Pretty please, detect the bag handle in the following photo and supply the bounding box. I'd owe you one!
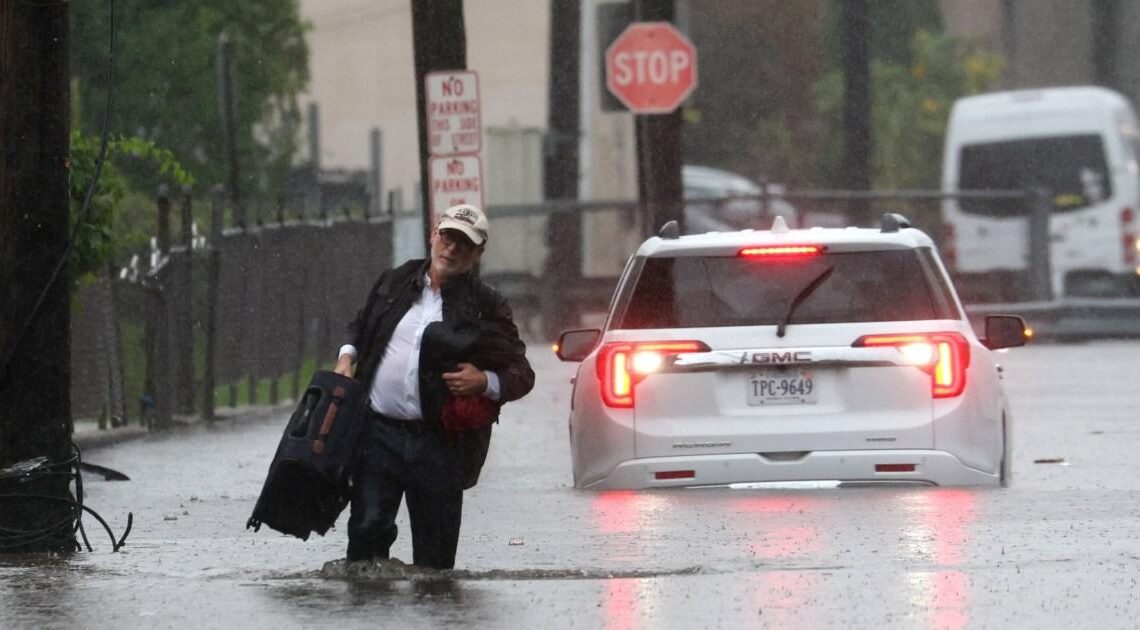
[311,386,347,455]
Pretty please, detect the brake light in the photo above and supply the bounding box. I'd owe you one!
[853,332,971,398]
[738,245,822,258]
[596,340,709,408]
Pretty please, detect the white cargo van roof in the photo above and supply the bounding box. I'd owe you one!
[949,87,1132,142]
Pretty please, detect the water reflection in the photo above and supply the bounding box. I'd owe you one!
[0,555,82,628]
[751,571,821,627]
[264,575,482,627]
[898,488,977,629]
[603,578,638,630]
[592,490,670,534]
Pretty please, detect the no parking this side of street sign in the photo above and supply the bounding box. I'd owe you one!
[426,70,484,220]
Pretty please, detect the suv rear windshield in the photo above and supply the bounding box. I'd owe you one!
[614,249,956,329]
[958,134,1111,215]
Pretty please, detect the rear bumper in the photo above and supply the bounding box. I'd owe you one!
[577,450,999,490]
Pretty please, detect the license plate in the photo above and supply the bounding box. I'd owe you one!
[747,369,817,405]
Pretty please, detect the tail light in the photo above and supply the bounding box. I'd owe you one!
[942,222,957,270]
[596,340,709,408]
[1122,208,1136,265]
[853,332,971,398]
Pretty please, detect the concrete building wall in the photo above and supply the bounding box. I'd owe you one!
[941,1,1140,109]
[1112,1,1140,107]
[298,0,550,209]
[939,0,1003,52]
[1001,0,1095,89]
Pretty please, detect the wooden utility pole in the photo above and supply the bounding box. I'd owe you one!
[841,0,872,226]
[632,0,685,237]
[541,0,582,339]
[0,0,77,552]
[411,0,467,247]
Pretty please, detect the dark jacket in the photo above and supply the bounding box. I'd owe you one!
[346,259,534,488]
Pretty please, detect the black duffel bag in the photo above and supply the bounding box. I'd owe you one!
[247,370,366,540]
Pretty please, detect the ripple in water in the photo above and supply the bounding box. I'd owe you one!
[313,558,703,582]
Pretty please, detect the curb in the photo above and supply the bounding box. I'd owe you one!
[73,403,294,453]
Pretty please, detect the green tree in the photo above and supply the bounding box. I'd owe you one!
[70,1,309,195]
[69,132,195,286]
[683,0,829,189]
[814,30,1003,190]
[824,0,944,67]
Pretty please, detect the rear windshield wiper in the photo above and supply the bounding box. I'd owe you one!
[777,266,834,338]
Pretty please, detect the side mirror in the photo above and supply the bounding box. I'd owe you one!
[984,315,1030,350]
[555,329,602,362]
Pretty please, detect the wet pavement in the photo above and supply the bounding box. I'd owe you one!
[4,341,1140,628]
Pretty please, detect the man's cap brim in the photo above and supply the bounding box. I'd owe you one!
[437,218,487,246]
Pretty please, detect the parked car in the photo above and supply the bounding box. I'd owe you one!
[555,214,1029,490]
[683,165,796,232]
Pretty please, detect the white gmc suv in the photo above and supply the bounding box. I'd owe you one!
[555,214,1029,490]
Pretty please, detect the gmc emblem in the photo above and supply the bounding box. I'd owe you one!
[745,350,812,364]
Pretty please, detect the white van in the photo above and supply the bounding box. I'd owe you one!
[941,86,1140,299]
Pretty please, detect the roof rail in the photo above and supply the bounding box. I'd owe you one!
[880,213,911,233]
[658,220,680,239]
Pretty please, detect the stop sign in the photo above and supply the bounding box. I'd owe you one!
[605,22,698,114]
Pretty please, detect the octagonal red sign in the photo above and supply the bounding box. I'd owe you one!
[605,22,698,114]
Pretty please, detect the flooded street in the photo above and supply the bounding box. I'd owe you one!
[4,341,1140,629]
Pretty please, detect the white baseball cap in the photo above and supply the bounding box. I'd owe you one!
[437,203,489,246]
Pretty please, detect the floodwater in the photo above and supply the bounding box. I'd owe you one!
[4,342,1140,629]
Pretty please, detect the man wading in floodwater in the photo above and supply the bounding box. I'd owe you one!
[334,204,534,569]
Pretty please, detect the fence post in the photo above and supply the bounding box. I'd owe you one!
[369,127,383,219]
[292,290,305,403]
[308,102,322,219]
[150,188,174,430]
[105,263,129,426]
[202,185,224,420]
[157,185,171,256]
[1028,188,1054,301]
[174,186,196,414]
[246,225,263,406]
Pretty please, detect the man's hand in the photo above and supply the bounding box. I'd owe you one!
[442,362,487,396]
[334,354,354,378]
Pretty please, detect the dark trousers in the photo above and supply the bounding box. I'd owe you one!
[346,411,464,569]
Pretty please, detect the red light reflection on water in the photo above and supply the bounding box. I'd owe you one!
[592,490,639,533]
[734,494,825,560]
[925,488,974,565]
[733,494,823,514]
[735,494,827,625]
[751,572,821,627]
[930,570,969,629]
[907,488,978,629]
[602,579,637,630]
